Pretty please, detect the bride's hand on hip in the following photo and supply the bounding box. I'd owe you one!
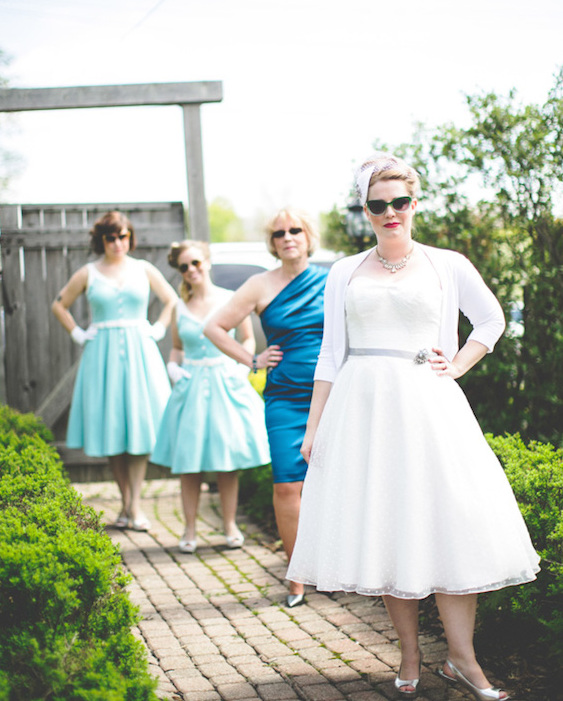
[430,347,462,379]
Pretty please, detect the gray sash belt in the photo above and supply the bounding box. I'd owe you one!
[348,348,431,364]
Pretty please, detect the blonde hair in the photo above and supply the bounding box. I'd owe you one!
[356,153,420,202]
[265,208,319,258]
[168,239,210,302]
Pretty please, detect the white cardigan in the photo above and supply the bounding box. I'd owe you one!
[314,242,506,383]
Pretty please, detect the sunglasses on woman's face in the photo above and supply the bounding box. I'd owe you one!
[366,196,412,216]
[178,259,203,273]
[271,227,303,239]
[104,231,131,243]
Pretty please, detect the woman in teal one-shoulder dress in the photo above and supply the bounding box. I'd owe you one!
[204,209,328,608]
[151,240,270,554]
[52,211,177,532]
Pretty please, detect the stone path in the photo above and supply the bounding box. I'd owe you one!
[75,479,507,701]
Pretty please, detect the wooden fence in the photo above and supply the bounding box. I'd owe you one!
[0,202,185,479]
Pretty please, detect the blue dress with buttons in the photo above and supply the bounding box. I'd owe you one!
[66,258,171,457]
[151,293,271,474]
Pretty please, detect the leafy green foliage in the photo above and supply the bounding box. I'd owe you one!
[320,206,374,256]
[238,374,277,534]
[416,69,563,446]
[0,404,53,442]
[321,67,563,446]
[239,425,563,670]
[480,434,563,670]
[208,197,246,242]
[238,464,277,536]
[0,406,159,701]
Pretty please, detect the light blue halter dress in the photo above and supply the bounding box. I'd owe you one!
[151,293,271,474]
[66,258,171,458]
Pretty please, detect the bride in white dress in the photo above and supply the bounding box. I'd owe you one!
[286,154,539,700]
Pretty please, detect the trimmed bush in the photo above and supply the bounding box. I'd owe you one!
[480,433,563,667]
[239,372,277,536]
[0,405,159,701]
[238,464,277,536]
[239,429,563,670]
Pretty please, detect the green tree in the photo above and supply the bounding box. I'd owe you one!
[320,206,369,255]
[208,197,246,242]
[427,66,563,445]
[322,66,563,444]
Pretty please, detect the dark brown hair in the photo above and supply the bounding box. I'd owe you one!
[89,211,136,254]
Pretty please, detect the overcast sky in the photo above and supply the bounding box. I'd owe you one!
[0,0,562,231]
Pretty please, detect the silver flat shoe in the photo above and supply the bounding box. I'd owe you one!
[439,660,510,700]
[129,516,151,531]
[114,513,129,529]
[225,529,244,549]
[179,538,197,553]
[286,593,305,608]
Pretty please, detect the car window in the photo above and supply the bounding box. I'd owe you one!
[211,264,267,291]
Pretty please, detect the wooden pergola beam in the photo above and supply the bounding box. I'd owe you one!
[0,81,223,242]
[0,81,223,111]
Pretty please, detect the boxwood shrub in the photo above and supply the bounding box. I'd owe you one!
[240,427,563,669]
[479,433,563,668]
[0,405,159,701]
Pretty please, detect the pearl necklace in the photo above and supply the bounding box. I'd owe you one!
[375,245,414,273]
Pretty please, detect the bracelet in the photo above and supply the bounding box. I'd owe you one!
[252,355,258,373]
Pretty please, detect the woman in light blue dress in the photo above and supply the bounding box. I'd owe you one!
[151,240,270,554]
[52,211,177,531]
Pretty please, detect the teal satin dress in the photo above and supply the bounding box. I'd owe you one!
[260,265,328,483]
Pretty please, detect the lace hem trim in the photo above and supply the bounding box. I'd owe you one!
[287,571,540,600]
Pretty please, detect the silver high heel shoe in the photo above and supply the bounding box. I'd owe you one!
[394,653,422,697]
[439,660,510,700]
[394,671,420,697]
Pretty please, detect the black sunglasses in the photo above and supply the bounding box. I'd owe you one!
[179,259,203,273]
[271,227,303,239]
[104,232,130,243]
[366,196,412,216]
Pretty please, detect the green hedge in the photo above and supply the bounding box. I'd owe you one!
[239,370,278,535]
[239,431,563,668]
[480,434,563,666]
[0,405,159,701]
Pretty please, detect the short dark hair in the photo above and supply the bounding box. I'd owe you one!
[89,211,136,254]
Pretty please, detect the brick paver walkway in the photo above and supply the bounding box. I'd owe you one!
[75,479,503,701]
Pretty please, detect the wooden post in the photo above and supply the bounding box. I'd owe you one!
[0,82,223,245]
[182,103,209,242]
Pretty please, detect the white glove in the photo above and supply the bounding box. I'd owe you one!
[167,361,191,384]
[148,321,166,341]
[235,362,251,378]
[70,325,98,346]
